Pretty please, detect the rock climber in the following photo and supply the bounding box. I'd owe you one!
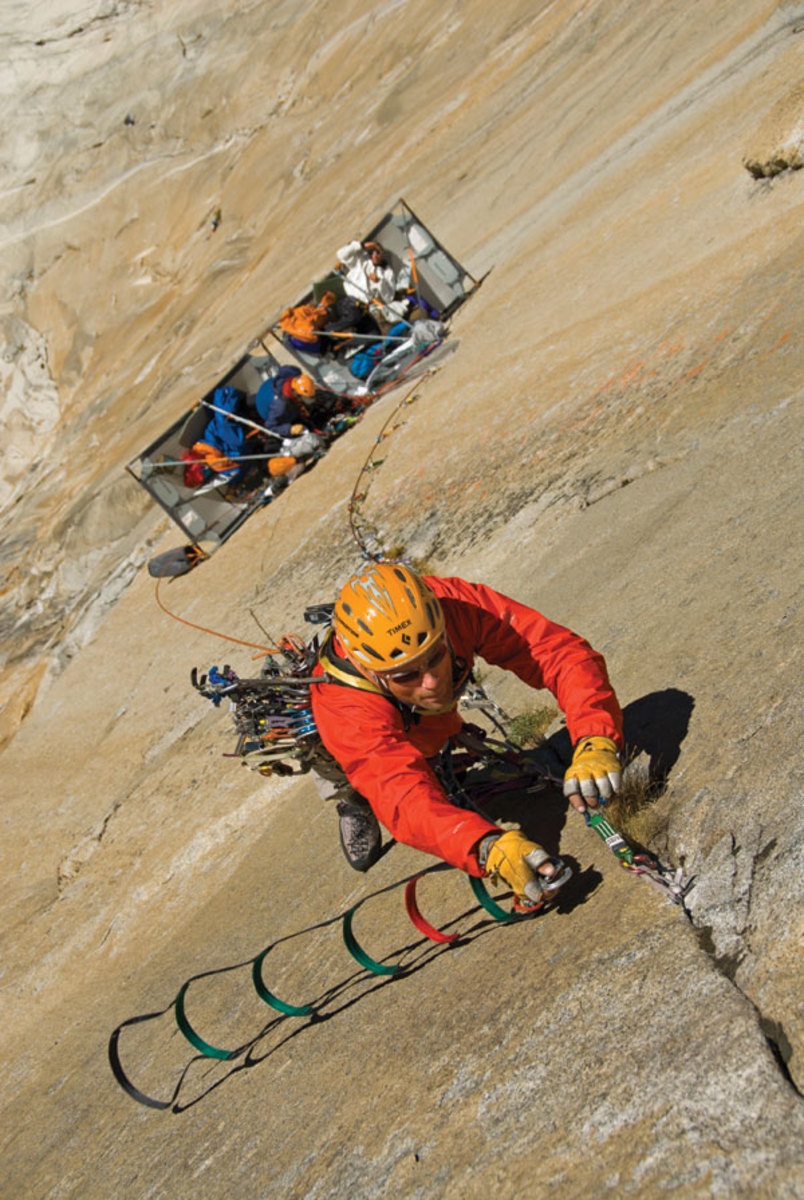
[253,366,318,439]
[335,237,417,333]
[309,563,623,910]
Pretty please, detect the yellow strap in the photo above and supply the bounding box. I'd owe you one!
[318,630,472,713]
[318,631,385,696]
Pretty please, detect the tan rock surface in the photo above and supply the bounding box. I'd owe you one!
[1,1,802,1196]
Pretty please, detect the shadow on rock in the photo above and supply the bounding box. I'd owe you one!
[621,687,695,795]
[476,780,570,856]
[550,862,604,916]
[544,686,695,801]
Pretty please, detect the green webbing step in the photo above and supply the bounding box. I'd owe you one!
[251,948,313,1016]
[468,874,518,922]
[342,904,402,975]
[174,981,239,1060]
[126,867,530,1101]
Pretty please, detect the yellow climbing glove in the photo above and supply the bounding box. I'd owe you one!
[480,830,559,909]
[563,735,621,808]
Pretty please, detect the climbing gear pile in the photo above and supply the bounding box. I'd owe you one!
[191,631,321,778]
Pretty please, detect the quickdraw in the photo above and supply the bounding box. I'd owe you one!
[583,809,690,903]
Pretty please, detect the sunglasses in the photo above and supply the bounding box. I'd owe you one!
[381,636,449,685]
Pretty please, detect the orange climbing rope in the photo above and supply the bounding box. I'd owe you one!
[154,574,278,655]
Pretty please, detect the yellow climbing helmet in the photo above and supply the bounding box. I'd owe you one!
[334,563,445,671]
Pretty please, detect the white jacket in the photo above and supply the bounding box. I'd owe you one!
[337,240,397,307]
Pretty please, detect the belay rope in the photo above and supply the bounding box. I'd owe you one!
[347,373,430,560]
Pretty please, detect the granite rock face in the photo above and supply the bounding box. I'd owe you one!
[1,1,802,1196]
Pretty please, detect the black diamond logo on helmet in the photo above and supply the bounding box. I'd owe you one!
[401,633,411,645]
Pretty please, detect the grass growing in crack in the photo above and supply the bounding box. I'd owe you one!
[506,707,558,749]
[605,760,666,848]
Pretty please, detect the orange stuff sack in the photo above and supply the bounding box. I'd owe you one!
[192,440,238,475]
[268,455,297,477]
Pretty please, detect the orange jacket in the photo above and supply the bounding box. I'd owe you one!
[311,576,623,874]
[278,296,335,345]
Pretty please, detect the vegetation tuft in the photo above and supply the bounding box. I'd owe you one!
[605,757,667,847]
[506,706,558,749]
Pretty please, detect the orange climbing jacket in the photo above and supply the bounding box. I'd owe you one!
[278,292,338,346]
